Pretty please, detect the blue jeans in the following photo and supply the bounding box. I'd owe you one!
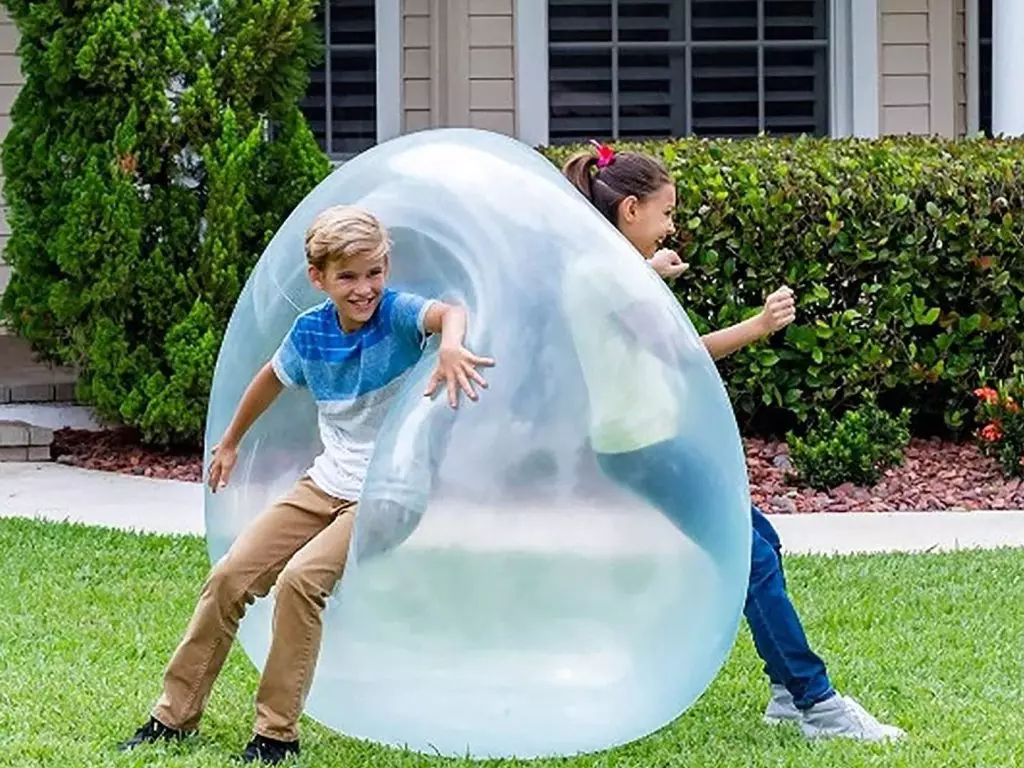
[596,439,835,710]
[746,505,834,709]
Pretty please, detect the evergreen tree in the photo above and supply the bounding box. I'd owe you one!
[1,0,331,445]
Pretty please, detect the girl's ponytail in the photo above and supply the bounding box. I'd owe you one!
[562,152,600,202]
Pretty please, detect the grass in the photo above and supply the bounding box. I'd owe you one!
[1,518,1023,767]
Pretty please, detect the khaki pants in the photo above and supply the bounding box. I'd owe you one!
[152,476,355,741]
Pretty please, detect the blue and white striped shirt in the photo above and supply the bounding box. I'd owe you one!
[271,289,435,500]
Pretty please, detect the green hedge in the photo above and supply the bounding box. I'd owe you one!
[542,137,1024,436]
[0,0,330,446]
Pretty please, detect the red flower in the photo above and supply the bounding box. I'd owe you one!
[980,421,1003,442]
[974,387,999,405]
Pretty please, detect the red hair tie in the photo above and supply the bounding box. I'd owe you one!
[589,139,616,168]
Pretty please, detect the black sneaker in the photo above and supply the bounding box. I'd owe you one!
[240,734,300,764]
[117,716,193,751]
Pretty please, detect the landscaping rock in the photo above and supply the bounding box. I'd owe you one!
[47,429,1024,513]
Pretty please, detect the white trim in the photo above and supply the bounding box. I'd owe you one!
[830,0,853,136]
[849,0,880,137]
[515,0,549,147]
[991,0,1024,136]
[966,0,981,134]
[375,0,402,143]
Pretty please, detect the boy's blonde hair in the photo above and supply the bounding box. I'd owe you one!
[304,205,390,271]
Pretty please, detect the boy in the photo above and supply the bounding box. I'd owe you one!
[117,205,494,764]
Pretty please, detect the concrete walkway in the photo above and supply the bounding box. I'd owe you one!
[3,462,1024,555]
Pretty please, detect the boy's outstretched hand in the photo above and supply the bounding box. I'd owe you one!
[424,344,495,408]
[207,442,239,493]
[758,286,796,334]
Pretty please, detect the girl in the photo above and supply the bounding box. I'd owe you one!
[561,142,905,743]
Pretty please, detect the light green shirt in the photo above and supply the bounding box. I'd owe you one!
[562,256,681,454]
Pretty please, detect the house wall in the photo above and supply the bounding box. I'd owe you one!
[879,0,964,137]
[468,0,515,134]
[955,0,967,135]
[402,0,515,134]
[880,0,933,134]
[0,7,19,311]
[403,0,432,131]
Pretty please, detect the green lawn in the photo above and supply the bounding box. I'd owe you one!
[1,517,1022,767]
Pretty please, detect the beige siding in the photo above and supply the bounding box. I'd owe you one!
[880,0,961,137]
[881,0,932,135]
[0,6,19,320]
[403,0,515,134]
[468,0,514,135]
[954,0,967,135]
[403,0,432,131]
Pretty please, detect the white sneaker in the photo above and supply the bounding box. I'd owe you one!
[800,693,906,743]
[763,684,801,726]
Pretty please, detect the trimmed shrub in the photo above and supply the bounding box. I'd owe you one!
[0,0,331,445]
[786,398,912,490]
[541,136,1024,438]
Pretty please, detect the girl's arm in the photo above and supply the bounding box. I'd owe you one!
[701,286,795,361]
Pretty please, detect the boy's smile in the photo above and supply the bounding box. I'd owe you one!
[308,250,389,333]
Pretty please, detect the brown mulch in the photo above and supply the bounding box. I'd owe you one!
[748,437,1024,513]
[52,428,202,483]
[50,429,1024,512]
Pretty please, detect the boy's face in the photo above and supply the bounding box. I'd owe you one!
[309,249,389,332]
[618,182,677,258]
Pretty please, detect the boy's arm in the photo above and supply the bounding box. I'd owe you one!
[208,362,285,492]
[218,362,285,447]
[701,286,796,361]
[422,302,495,408]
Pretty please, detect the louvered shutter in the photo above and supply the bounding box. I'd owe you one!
[300,0,377,158]
[979,0,992,136]
[762,1,830,136]
[549,0,615,142]
[548,0,829,144]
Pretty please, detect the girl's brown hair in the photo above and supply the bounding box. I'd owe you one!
[562,143,672,226]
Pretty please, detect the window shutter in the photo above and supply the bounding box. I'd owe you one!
[548,0,829,144]
[762,1,830,136]
[549,0,614,142]
[979,0,993,136]
[300,0,378,158]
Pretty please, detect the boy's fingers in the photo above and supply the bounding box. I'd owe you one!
[467,367,489,388]
[457,370,477,401]
[470,354,496,368]
[448,378,458,408]
[423,371,440,396]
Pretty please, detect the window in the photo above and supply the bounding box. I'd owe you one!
[300,0,378,158]
[979,0,992,135]
[547,0,831,144]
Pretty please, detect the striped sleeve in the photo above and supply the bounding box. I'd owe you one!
[271,318,308,389]
[389,291,436,347]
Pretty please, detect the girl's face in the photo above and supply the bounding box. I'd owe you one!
[616,182,677,258]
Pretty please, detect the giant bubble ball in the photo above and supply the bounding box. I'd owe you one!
[203,128,752,760]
